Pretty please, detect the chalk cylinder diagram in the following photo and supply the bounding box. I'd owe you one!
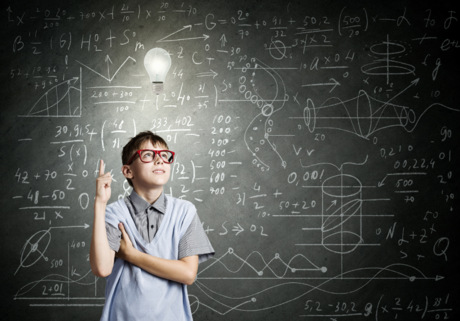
[321,174,364,254]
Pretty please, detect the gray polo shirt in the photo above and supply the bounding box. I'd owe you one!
[105,190,214,263]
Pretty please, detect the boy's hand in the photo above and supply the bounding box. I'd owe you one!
[115,223,135,261]
[95,159,112,204]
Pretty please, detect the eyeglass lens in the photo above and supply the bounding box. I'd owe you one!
[140,150,174,163]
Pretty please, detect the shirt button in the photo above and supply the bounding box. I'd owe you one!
[151,225,154,229]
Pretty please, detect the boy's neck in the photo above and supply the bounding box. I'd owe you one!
[133,187,163,205]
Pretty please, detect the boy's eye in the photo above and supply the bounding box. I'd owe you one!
[142,151,153,158]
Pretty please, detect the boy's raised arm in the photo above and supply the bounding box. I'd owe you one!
[89,159,116,278]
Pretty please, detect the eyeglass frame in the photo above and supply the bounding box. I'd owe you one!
[126,149,176,165]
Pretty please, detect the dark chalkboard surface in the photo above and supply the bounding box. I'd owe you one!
[1,0,459,320]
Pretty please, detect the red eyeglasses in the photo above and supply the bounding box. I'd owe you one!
[126,149,175,165]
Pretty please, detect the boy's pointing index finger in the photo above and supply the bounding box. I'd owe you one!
[99,159,105,176]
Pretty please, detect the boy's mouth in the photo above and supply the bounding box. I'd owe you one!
[153,169,165,174]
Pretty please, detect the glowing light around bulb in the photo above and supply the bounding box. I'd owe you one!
[144,48,171,94]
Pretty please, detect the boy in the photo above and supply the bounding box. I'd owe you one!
[90,131,214,320]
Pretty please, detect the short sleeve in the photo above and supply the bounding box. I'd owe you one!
[178,213,215,263]
[106,222,121,252]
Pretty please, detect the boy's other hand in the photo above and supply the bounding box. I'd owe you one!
[115,223,135,261]
[95,159,112,204]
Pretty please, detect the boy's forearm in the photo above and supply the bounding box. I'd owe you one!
[89,202,115,277]
[126,250,198,285]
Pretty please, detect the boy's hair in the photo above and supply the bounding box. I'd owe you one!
[122,131,169,187]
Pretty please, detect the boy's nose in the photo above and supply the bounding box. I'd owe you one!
[154,153,164,164]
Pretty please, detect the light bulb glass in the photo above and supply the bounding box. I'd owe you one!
[144,48,171,83]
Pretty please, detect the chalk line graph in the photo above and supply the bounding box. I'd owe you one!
[193,262,443,314]
[14,269,97,299]
[18,68,82,118]
[76,56,136,82]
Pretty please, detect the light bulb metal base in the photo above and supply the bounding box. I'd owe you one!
[152,82,164,95]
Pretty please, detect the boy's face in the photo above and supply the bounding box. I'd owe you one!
[123,141,171,192]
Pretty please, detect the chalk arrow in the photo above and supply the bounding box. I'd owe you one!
[219,33,227,47]
[435,275,444,281]
[51,224,90,229]
[7,7,14,22]
[378,175,387,187]
[105,55,113,80]
[196,70,218,79]
[157,25,209,42]
[302,78,341,93]
[232,223,244,235]
[326,200,337,211]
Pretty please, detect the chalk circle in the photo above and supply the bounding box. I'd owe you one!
[282,161,287,168]
[303,98,316,133]
[322,174,362,198]
[188,295,200,314]
[399,108,410,127]
[370,41,405,56]
[255,147,259,152]
[251,95,258,103]
[258,271,263,276]
[262,104,274,117]
[275,253,279,259]
[409,276,416,282]
[321,266,327,273]
[239,85,246,93]
[268,119,273,126]
[245,90,252,99]
[251,298,257,302]
[20,229,52,268]
[228,248,234,254]
[257,100,264,108]
[252,159,257,164]
[260,139,265,145]
[291,268,296,273]
[267,128,272,133]
[253,127,258,130]
[264,133,269,139]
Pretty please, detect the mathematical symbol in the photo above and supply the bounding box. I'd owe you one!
[146,10,151,18]
[363,77,369,85]
[99,10,106,20]
[273,189,282,198]
[430,224,436,234]
[55,211,63,219]
[68,162,74,172]
[417,255,425,260]
[410,231,416,239]
[309,35,317,43]
[381,305,388,313]
[34,173,41,179]
[324,56,331,64]
[17,13,25,25]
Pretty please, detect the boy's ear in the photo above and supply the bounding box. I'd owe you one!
[121,165,133,179]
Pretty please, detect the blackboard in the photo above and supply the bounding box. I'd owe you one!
[1,0,459,320]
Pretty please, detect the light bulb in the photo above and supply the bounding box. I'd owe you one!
[144,48,171,94]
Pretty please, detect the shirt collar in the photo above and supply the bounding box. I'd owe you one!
[128,190,166,215]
